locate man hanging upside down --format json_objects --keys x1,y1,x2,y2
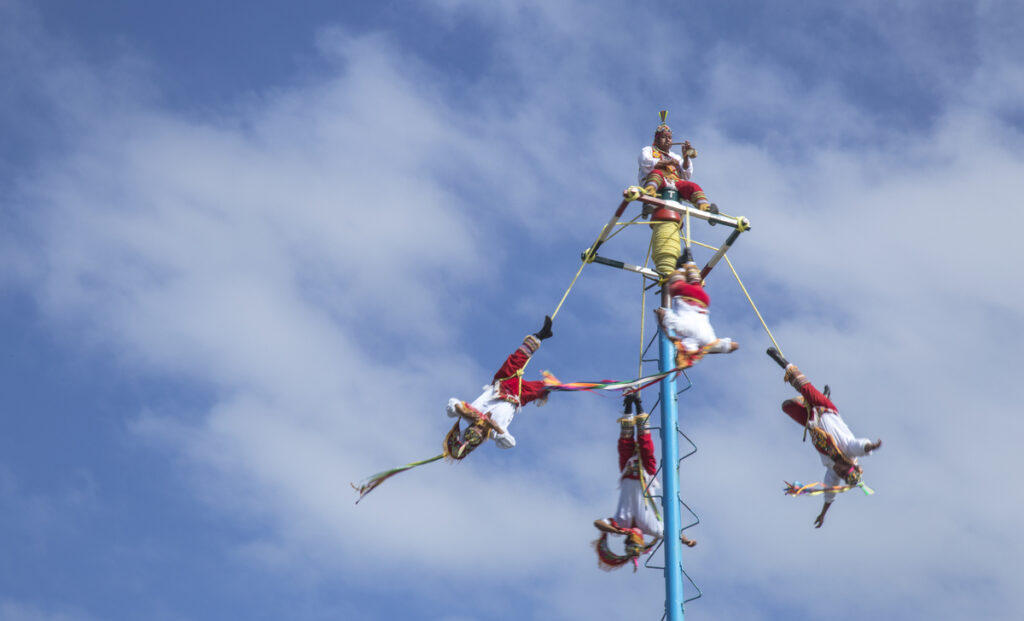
[
  {"x1": 593, "y1": 395, "x2": 695, "y2": 572},
  {"x1": 444, "y1": 316, "x2": 554, "y2": 458},
  {"x1": 350, "y1": 317, "x2": 555, "y2": 502},
  {"x1": 654, "y1": 248, "x2": 739, "y2": 369},
  {"x1": 781, "y1": 361, "x2": 882, "y2": 528}
]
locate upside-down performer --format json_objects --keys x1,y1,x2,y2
[
  {"x1": 445, "y1": 315, "x2": 553, "y2": 453},
  {"x1": 779, "y1": 357, "x2": 882, "y2": 528},
  {"x1": 351, "y1": 316, "x2": 554, "y2": 503},
  {"x1": 654, "y1": 248, "x2": 739, "y2": 369},
  {"x1": 638, "y1": 111, "x2": 719, "y2": 276},
  {"x1": 593, "y1": 395, "x2": 695, "y2": 572}
]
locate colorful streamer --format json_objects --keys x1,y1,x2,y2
[
  {"x1": 351, "y1": 454, "x2": 444, "y2": 504},
  {"x1": 541, "y1": 368, "x2": 680, "y2": 396},
  {"x1": 783, "y1": 480, "x2": 875, "y2": 497}
]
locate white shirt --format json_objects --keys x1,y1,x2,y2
[
  {"x1": 814, "y1": 411, "x2": 872, "y2": 502},
  {"x1": 638, "y1": 145, "x2": 693, "y2": 184}
]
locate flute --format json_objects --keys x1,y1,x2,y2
[{"x1": 670, "y1": 141, "x2": 698, "y2": 158}]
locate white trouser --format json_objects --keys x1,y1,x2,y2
[
  {"x1": 662, "y1": 298, "x2": 732, "y2": 354},
  {"x1": 614, "y1": 478, "x2": 664, "y2": 538}
]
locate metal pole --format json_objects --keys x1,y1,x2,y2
[
  {"x1": 584, "y1": 198, "x2": 632, "y2": 261},
  {"x1": 700, "y1": 222, "x2": 747, "y2": 280},
  {"x1": 579, "y1": 251, "x2": 662, "y2": 282},
  {"x1": 636, "y1": 195, "x2": 746, "y2": 229},
  {"x1": 659, "y1": 293, "x2": 685, "y2": 620}
]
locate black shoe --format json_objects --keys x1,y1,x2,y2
[
  {"x1": 533, "y1": 315, "x2": 553, "y2": 340},
  {"x1": 708, "y1": 203, "x2": 719, "y2": 226},
  {"x1": 676, "y1": 247, "x2": 694, "y2": 268}
]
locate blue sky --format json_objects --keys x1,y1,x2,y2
[{"x1": 2, "y1": 1, "x2": 1023, "y2": 620}]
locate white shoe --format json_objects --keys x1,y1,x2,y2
[{"x1": 446, "y1": 398, "x2": 461, "y2": 418}]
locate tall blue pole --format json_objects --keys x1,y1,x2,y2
[{"x1": 658, "y1": 318, "x2": 685, "y2": 619}]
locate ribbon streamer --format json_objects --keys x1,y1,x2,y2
[
  {"x1": 351, "y1": 454, "x2": 445, "y2": 504},
  {"x1": 783, "y1": 480, "x2": 875, "y2": 497},
  {"x1": 541, "y1": 368, "x2": 680, "y2": 395}
]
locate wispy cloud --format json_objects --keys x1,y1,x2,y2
[{"x1": 2, "y1": 1, "x2": 1023, "y2": 620}]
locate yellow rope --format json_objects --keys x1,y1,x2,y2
[
  {"x1": 548, "y1": 213, "x2": 650, "y2": 374},
  {"x1": 655, "y1": 226, "x2": 785, "y2": 358},
  {"x1": 639, "y1": 235, "x2": 655, "y2": 377},
  {"x1": 523, "y1": 248, "x2": 593, "y2": 376},
  {"x1": 550, "y1": 258, "x2": 587, "y2": 322},
  {"x1": 547, "y1": 209, "x2": 780, "y2": 387},
  {"x1": 603, "y1": 214, "x2": 644, "y2": 244},
  {"x1": 722, "y1": 253, "x2": 783, "y2": 356}
]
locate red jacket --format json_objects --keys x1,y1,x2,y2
[
  {"x1": 782, "y1": 380, "x2": 837, "y2": 426},
  {"x1": 618, "y1": 432, "x2": 657, "y2": 480},
  {"x1": 668, "y1": 280, "x2": 710, "y2": 307},
  {"x1": 491, "y1": 337, "x2": 549, "y2": 406}
]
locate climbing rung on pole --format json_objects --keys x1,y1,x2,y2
[{"x1": 581, "y1": 251, "x2": 661, "y2": 281}]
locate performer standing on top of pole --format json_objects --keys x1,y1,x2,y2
[{"x1": 638, "y1": 111, "x2": 719, "y2": 276}]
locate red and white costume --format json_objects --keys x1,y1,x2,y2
[
  {"x1": 661, "y1": 278, "x2": 734, "y2": 355},
  {"x1": 783, "y1": 380, "x2": 873, "y2": 504},
  {"x1": 612, "y1": 426, "x2": 663, "y2": 538},
  {"x1": 446, "y1": 335, "x2": 548, "y2": 449},
  {"x1": 637, "y1": 145, "x2": 707, "y2": 208}
]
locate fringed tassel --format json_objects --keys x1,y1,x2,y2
[
  {"x1": 593, "y1": 530, "x2": 656, "y2": 573},
  {"x1": 351, "y1": 454, "x2": 445, "y2": 504},
  {"x1": 674, "y1": 340, "x2": 716, "y2": 370},
  {"x1": 594, "y1": 533, "x2": 633, "y2": 572}
]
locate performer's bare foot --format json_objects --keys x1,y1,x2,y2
[
  {"x1": 729, "y1": 341, "x2": 740, "y2": 352},
  {"x1": 680, "y1": 533, "x2": 697, "y2": 547},
  {"x1": 866, "y1": 438, "x2": 883, "y2": 453},
  {"x1": 594, "y1": 518, "x2": 623, "y2": 534}
]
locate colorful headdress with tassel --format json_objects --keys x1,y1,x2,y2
[{"x1": 655, "y1": 110, "x2": 671, "y2": 137}]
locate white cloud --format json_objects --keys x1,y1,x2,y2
[{"x1": 3, "y1": 1, "x2": 1024, "y2": 620}]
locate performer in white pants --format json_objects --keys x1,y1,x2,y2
[
  {"x1": 655, "y1": 248, "x2": 739, "y2": 368},
  {"x1": 445, "y1": 316, "x2": 553, "y2": 450},
  {"x1": 781, "y1": 362, "x2": 882, "y2": 528},
  {"x1": 594, "y1": 395, "x2": 694, "y2": 572}
]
